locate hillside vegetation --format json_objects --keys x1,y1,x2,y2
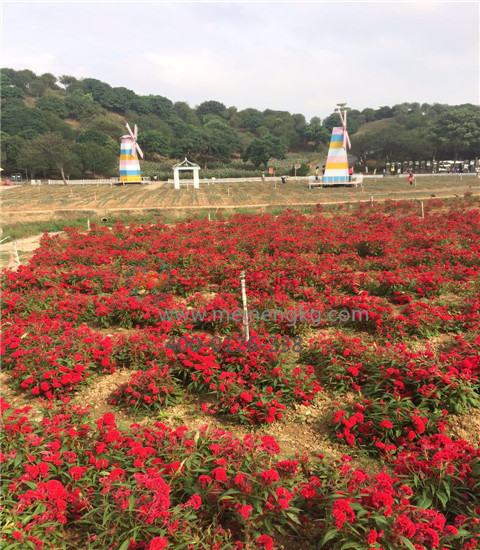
[{"x1": 1, "y1": 68, "x2": 479, "y2": 180}]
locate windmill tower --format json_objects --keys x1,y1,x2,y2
[
  {"x1": 322, "y1": 104, "x2": 351, "y2": 184},
  {"x1": 119, "y1": 123, "x2": 144, "y2": 184}
]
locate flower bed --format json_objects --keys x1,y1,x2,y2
[{"x1": 2, "y1": 200, "x2": 480, "y2": 548}]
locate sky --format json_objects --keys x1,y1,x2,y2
[{"x1": 2, "y1": 1, "x2": 479, "y2": 121}]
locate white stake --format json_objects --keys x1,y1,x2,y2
[
  {"x1": 240, "y1": 270, "x2": 250, "y2": 341},
  {"x1": 421, "y1": 201, "x2": 424, "y2": 219},
  {"x1": 370, "y1": 195, "x2": 374, "y2": 206},
  {"x1": 208, "y1": 213, "x2": 211, "y2": 221},
  {"x1": 87, "y1": 219, "x2": 91, "y2": 231},
  {"x1": 13, "y1": 242, "x2": 21, "y2": 268}
]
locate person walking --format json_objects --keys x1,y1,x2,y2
[
  {"x1": 261, "y1": 172, "x2": 265, "y2": 182},
  {"x1": 348, "y1": 166, "x2": 353, "y2": 182},
  {"x1": 315, "y1": 166, "x2": 319, "y2": 181},
  {"x1": 390, "y1": 165, "x2": 395, "y2": 177},
  {"x1": 281, "y1": 175, "x2": 287, "y2": 185},
  {"x1": 408, "y1": 171, "x2": 414, "y2": 186}
]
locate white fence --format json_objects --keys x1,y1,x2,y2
[
  {"x1": 362, "y1": 172, "x2": 479, "y2": 179},
  {"x1": 46, "y1": 177, "x2": 151, "y2": 185},
  {"x1": 308, "y1": 174, "x2": 363, "y2": 188}
]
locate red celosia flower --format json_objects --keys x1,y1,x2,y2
[
  {"x1": 332, "y1": 498, "x2": 356, "y2": 529},
  {"x1": 149, "y1": 537, "x2": 168, "y2": 550},
  {"x1": 256, "y1": 534, "x2": 274, "y2": 550},
  {"x1": 185, "y1": 494, "x2": 202, "y2": 509},
  {"x1": 68, "y1": 466, "x2": 87, "y2": 480},
  {"x1": 211, "y1": 467, "x2": 228, "y2": 482},
  {"x1": 235, "y1": 503, "x2": 253, "y2": 519},
  {"x1": 379, "y1": 420, "x2": 393, "y2": 429}
]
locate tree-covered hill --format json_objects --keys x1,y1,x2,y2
[{"x1": 1, "y1": 68, "x2": 479, "y2": 179}]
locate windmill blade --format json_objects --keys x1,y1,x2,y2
[
  {"x1": 134, "y1": 141, "x2": 144, "y2": 159},
  {"x1": 338, "y1": 109, "x2": 345, "y2": 128},
  {"x1": 126, "y1": 122, "x2": 135, "y2": 139},
  {"x1": 344, "y1": 130, "x2": 351, "y2": 150},
  {"x1": 133, "y1": 125, "x2": 138, "y2": 140}
]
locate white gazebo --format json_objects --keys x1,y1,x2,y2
[{"x1": 172, "y1": 158, "x2": 200, "y2": 190}]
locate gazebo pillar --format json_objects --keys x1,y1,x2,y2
[
  {"x1": 193, "y1": 167, "x2": 200, "y2": 189},
  {"x1": 174, "y1": 168, "x2": 180, "y2": 190}
]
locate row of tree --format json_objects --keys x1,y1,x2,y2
[{"x1": 1, "y1": 68, "x2": 479, "y2": 179}]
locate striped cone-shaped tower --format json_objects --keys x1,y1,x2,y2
[
  {"x1": 322, "y1": 108, "x2": 351, "y2": 184},
  {"x1": 119, "y1": 123, "x2": 143, "y2": 183}
]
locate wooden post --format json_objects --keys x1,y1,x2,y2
[
  {"x1": 208, "y1": 212, "x2": 211, "y2": 222},
  {"x1": 370, "y1": 195, "x2": 374, "y2": 206},
  {"x1": 421, "y1": 201, "x2": 424, "y2": 219},
  {"x1": 240, "y1": 270, "x2": 250, "y2": 341},
  {"x1": 87, "y1": 219, "x2": 91, "y2": 231}
]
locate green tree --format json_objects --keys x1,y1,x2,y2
[
  {"x1": 203, "y1": 119, "x2": 241, "y2": 163},
  {"x1": 2, "y1": 68, "x2": 36, "y2": 92},
  {"x1": 89, "y1": 115, "x2": 128, "y2": 140},
  {"x1": 242, "y1": 134, "x2": 287, "y2": 168},
  {"x1": 17, "y1": 144, "x2": 50, "y2": 178},
  {"x1": 428, "y1": 105, "x2": 480, "y2": 161},
  {"x1": 65, "y1": 90, "x2": 101, "y2": 119},
  {"x1": 1, "y1": 101, "x2": 51, "y2": 135},
  {"x1": 148, "y1": 95, "x2": 175, "y2": 121},
  {"x1": 36, "y1": 95, "x2": 68, "y2": 118},
  {"x1": 71, "y1": 142, "x2": 117, "y2": 177},
  {"x1": 20, "y1": 132, "x2": 78, "y2": 183},
  {"x1": 196, "y1": 100, "x2": 227, "y2": 120},
  {"x1": 58, "y1": 75, "x2": 79, "y2": 92},
  {"x1": 172, "y1": 126, "x2": 209, "y2": 163},
  {"x1": 82, "y1": 78, "x2": 116, "y2": 109},
  {"x1": 238, "y1": 108, "x2": 264, "y2": 132},
  {"x1": 361, "y1": 108, "x2": 376, "y2": 123},
  {"x1": 374, "y1": 106, "x2": 394, "y2": 120},
  {"x1": 1, "y1": 73, "x2": 25, "y2": 99},
  {"x1": 301, "y1": 122, "x2": 330, "y2": 151},
  {"x1": 2, "y1": 133, "x2": 29, "y2": 172},
  {"x1": 111, "y1": 86, "x2": 136, "y2": 113},
  {"x1": 174, "y1": 101, "x2": 201, "y2": 126},
  {"x1": 137, "y1": 130, "x2": 171, "y2": 157}
]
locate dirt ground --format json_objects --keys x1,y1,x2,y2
[{"x1": 1, "y1": 176, "x2": 479, "y2": 225}]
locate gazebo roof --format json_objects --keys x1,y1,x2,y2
[{"x1": 172, "y1": 157, "x2": 200, "y2": 169}]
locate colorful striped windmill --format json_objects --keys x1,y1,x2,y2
[
  {"x1": 119, "y1": 123, "x2": 144, "y2": 183},
  {"x1": 322, "y1": 106, "x2": 351, "y2": 184}
]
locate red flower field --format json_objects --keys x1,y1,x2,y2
[{"x1": 2, "y1": 198, "x2": 480, "y2": 549}]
